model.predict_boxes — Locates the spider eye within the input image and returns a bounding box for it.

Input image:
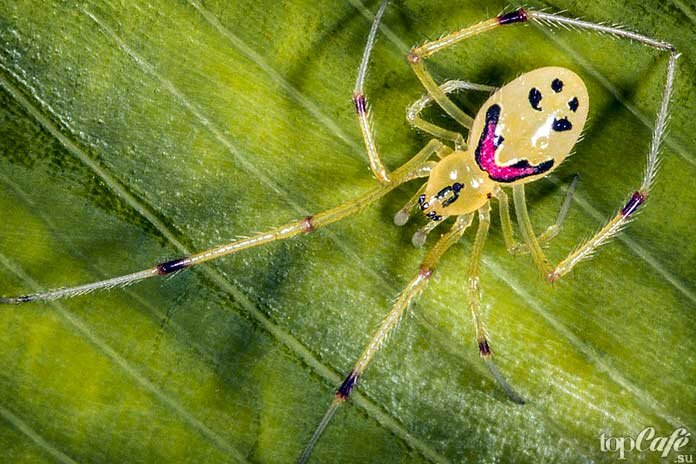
[528,87,542,111]
[552,117,573,132]
[551,78,564,93]
[568,97,579,112]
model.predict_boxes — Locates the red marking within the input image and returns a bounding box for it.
[475,105,553,183]
[479,123,537,181]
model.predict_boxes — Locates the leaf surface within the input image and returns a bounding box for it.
[0,0,694,462]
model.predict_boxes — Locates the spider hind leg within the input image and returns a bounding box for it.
[467,203,526,404]
[298,213,475,463]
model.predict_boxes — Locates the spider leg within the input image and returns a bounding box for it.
[353,0,391,183]
[407,10,531,130]
[394,146,454,227]
[394,183,428,226]
[467,203,525,404]
[494,175,579,255]
[518,11,680,281]
[406,80,496,150]
[298,213,474,464]
[354,1,500,181]
[412,216,449,248]
[407,6,678,133]
[528,10,675,52]
[512,53,678,281]
[0,139,446,305]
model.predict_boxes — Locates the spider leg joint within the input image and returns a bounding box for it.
[302,215,316,233]
[497,8,528,26]
[620,191,647,217]
[418,265,434,279]
[156,257,190,275]
[335,370,360,401]
[352,92,367,115]
[478,339,492,358]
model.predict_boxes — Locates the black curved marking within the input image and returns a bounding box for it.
[426,211,443,221]
[528,87,542,111]
[551,78,564,93]
[568,97,579,112]
[511,158,554,171]
[436,183,463,208]
[552,117,572,132]
[475,104,555,183]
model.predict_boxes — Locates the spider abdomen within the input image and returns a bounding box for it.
[468,66,589,185]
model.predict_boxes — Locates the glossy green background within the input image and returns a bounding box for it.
[1,1,694,462]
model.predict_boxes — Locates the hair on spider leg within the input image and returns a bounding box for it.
[530,10,676,50]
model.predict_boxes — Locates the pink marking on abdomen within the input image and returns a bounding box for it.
[475,105,553,183]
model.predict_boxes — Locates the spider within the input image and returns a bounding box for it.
[0,1,682,462]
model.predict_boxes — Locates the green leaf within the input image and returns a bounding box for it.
[1,0,694,462]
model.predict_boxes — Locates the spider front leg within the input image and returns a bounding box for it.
[393,144,453,230]
[352,0,494,182]
[494,175,579,256]
[298,213,474,463]
[353,0,391,183]
[406,11,527,130]
[0,140,444,305]
[406,79,496,150]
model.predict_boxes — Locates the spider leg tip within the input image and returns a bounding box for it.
[0,295,31,305]
[394,210,410,226]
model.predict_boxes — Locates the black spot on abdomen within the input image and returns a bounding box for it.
[528,87,542,111]
[568,97,579,112]
[552,117,572,132]
[551,78,564,93]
